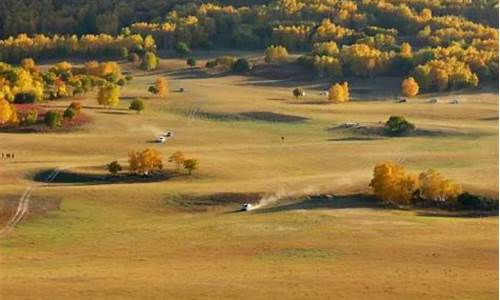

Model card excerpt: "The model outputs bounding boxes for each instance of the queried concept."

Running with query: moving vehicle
[240,203,253,211]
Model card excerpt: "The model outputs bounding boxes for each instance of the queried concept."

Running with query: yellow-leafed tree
[0,98,18,125]
[129,148,163,175]
[401,77,419,97]
[370,161,419,205]
[328,82,349,103]
[97,84,120,107]
[264,45,288,64]
[418,169,461,202]
[156,78,168,98]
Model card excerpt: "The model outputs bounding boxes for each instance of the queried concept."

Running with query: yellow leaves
[419,169,461,202]
[312,19,353,43]
[370,162,417,205]
[97,84,120,107]
[328,82,349,103]
[264,45,288,64]
[313,55,342,77]
[155,78,169,98]
[400,42,412,58]
[0,98,18,125]
[370,162,461,205]
[401,77,419,97]
[340,43,391,77]
[128,148,163,175]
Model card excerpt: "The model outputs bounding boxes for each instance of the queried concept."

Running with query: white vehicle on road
[240,203,253,211]
[161,131,173,138]
[157,136,166,143]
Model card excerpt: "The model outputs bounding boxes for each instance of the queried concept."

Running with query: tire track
[0,168,61,237]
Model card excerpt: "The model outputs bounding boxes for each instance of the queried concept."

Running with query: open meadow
[0,53,498,299]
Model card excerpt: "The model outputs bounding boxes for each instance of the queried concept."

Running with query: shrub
[44,110,62,128]
[174,42,191,56]
[293,88,304,99]
[129,98,145,113]
[141,51,159,71]
[20,109,38,126]
[186,57,197,67]
[63,107,77,120]
[231,58,252,73]
[384,116,415,136]
[125,75,133,82]
[457,193,498,210]
[107,160,122,175]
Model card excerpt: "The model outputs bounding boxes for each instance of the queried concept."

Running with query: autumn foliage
[328,82,349,103]
[401,77,419,97]
[128,148,163,175]
[370,162,462,205]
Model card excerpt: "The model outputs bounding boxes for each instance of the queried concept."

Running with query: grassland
[0,53,498,299]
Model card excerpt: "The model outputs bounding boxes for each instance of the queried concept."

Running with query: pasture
[0,53,498,299]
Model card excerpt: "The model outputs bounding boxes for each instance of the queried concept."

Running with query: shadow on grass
[194,110,309,123]
[255,194,381,214]
[33,169,177,185]
[96,111,132,115]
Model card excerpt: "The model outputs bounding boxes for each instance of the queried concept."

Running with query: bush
[231,58,252,73]
[186,57,197,67]
[14,93,36,104]
[384,116,415,136]
[19,110,38,126]
[129,98,145,113]
[174,42,191,56]
[44,110,62,128]
[293,88,304,99]
[63,107,77,120]
[129,148,163,175]
[141,52,159,71]
[107,160,122,175]
[457,193,498,210]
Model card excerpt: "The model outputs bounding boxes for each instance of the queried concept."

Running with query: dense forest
[0,0,498,95]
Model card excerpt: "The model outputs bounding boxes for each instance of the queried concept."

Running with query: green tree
[384,116,415,136]
[44,110,62,129]
[174,42,191,56]
[107,161,122,175]
[129,98,145,113]
[186,57,197,67]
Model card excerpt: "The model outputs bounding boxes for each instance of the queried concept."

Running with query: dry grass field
[0,53,498,299]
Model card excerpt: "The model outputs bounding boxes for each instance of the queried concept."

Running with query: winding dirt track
[0,168,61,237]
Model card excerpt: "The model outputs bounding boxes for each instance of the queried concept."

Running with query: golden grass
[0,56,498,299]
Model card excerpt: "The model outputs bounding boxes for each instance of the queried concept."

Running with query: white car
[320,91,329,96]
[161,131,173,138]
[157,136,166,143]
[240,203,253,211]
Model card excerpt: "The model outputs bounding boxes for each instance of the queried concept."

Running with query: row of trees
[370,161,462,205]
[0,33,156,63]
[107,149,199,176]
